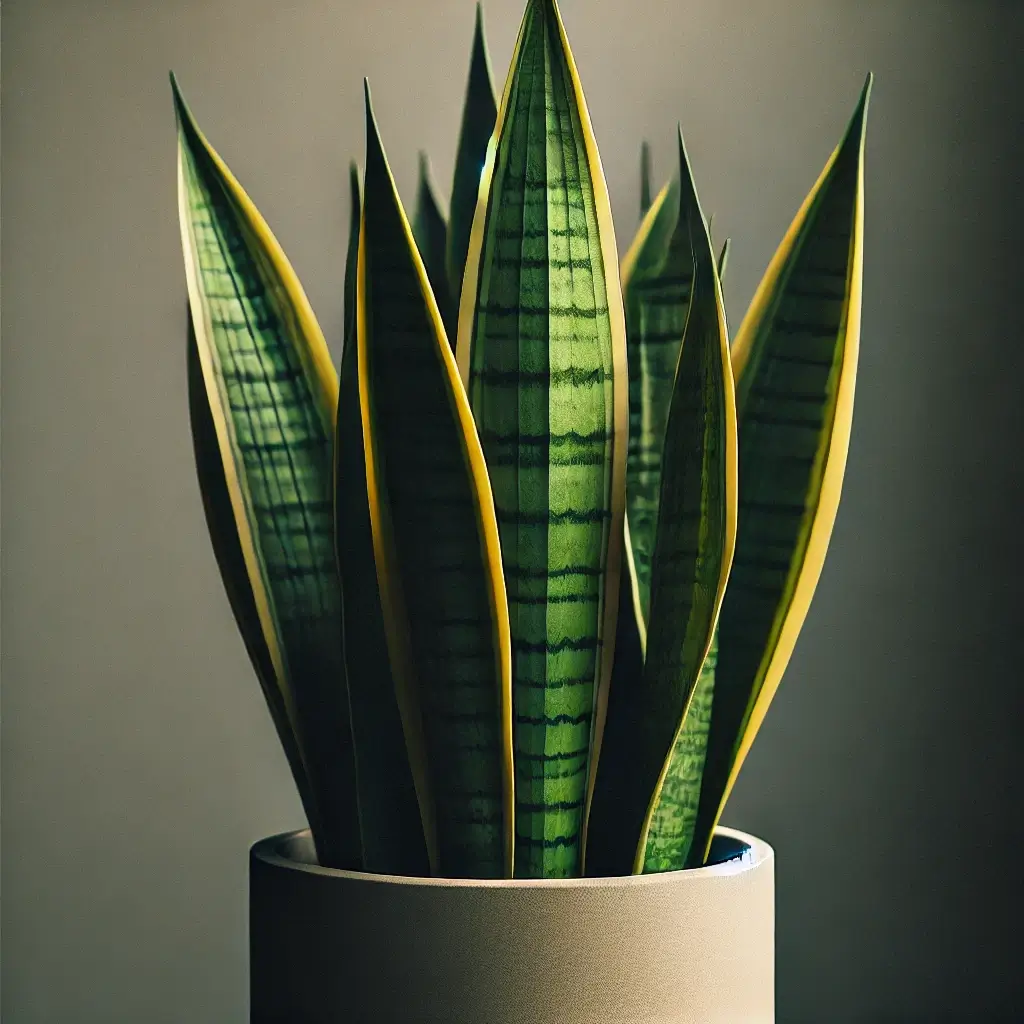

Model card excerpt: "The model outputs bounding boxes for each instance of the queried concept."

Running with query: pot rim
[251,826,773,890]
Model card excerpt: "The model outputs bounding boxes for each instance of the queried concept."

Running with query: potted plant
[172,0,870,1020]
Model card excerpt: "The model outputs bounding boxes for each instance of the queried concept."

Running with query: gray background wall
[3,1,1022,1020]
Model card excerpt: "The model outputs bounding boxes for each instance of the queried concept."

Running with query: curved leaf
[692,74,872,862]
[456,0,628,878]
[447,2,498,312]
[172,75,359,869]
[413,152,454,337]
[359,83,513,879]
[335,164,430,875]
[585,131,737,877]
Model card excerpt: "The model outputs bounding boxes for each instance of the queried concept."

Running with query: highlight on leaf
[456,0,628,879]
[172,74,361,870]
[584,129,737,878]
[690,74,872,863]
[358,81,514,878]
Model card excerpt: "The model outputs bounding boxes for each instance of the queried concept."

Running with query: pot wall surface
[250,826,774,1024]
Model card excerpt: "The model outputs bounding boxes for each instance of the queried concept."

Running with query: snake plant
[173,0,870,880]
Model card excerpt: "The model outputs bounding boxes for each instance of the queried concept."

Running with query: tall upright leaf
[692,75,872,862]
[172,75,360,869]
[456,0,628,879]
[413,152,454,337]
[621,147,706,623]
[585,131,737,877]
[359,83,514,879]
[335,164,430,876]
[447,2,498,311]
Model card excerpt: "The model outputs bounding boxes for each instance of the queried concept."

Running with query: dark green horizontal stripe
[488,450,606,468]
[515,592,599,606]
[497,507,611,525]
[512,636,600,654]
[506,564,603,579]
[490,256,594,271]
[229,364,303,384]
[494,227,588,240]
[513,833,580,849]
[514,673,595,690]
[479,302,609,319]
[516,798,585,812]
[515,710,591,726]
[514,746,590,762]
[476,367,611,387]
[479,428,610,447]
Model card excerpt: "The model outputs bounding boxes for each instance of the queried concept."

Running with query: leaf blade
[693,74,873,861]
[585,131,737,877]
[447,2,498,313]
[456,0,628,879]
[413,152,454,338]
[186,308,321,837]
[621,158,700,626]
[359,83,514,878]
[172,75,360,868]
[335,164,431,876]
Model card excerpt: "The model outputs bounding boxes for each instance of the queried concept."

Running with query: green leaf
[640,139,653,217]
[172,75,360,869]
[412,151,454,339]
[447,2,497,315]
[692,74,873,863]
[359,82,514,878]
[718,237,731,281]
[335,164,431,876]
[456,0,629,879]
[621,152,705,627]
[186,308,320,837]
[585,130,737,877]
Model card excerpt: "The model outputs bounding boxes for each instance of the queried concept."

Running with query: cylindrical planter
[250,826,774,1023]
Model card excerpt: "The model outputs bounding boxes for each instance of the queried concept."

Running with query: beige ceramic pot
[250,826,774,1023]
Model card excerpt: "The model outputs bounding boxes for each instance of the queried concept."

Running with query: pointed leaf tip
[169,71,190,124]
[676,126,708,229]
[845,73,873,145]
